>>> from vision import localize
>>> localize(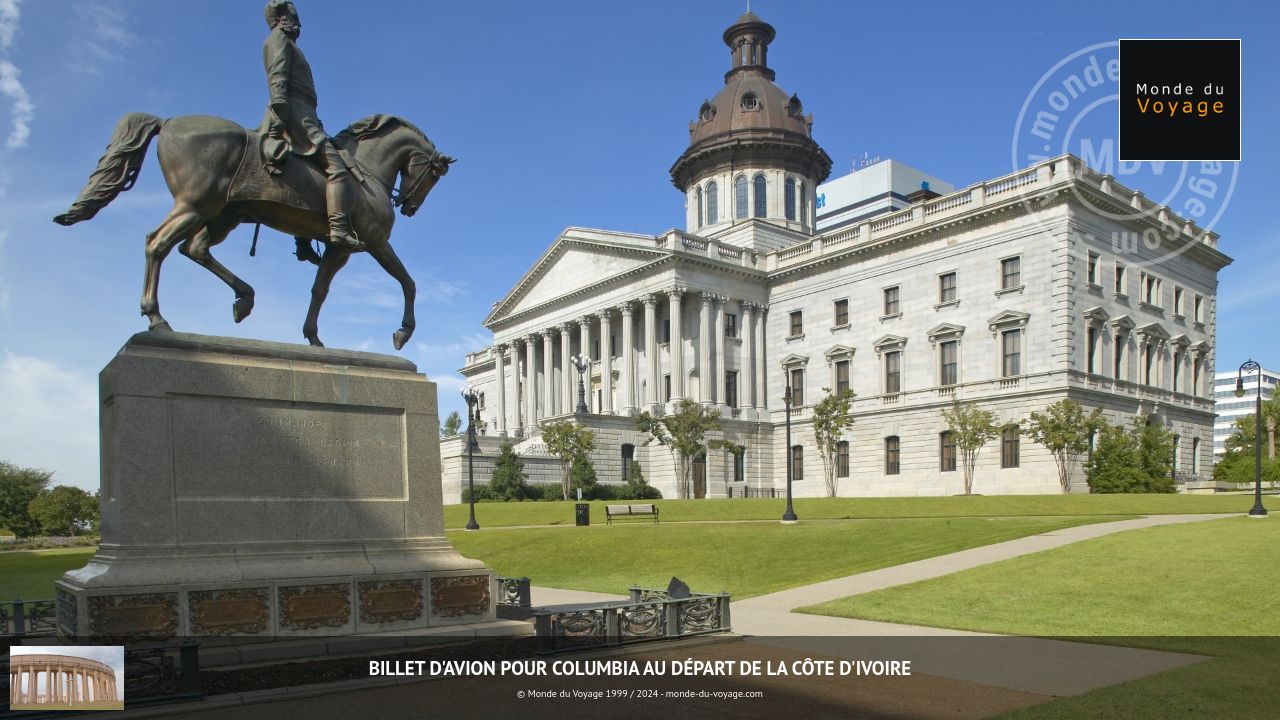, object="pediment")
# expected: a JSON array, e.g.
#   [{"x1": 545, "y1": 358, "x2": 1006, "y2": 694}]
[
  {"x1": 824, "y1": 344, "x2": 855, "y2": 359},
  {"x1": 987, "y1": 310, "x2": 1030, "y2": 328},
  {"x1": 873, "y1": 334, "x2": 907, "y2": 351},
  {"x1": 1170, "y1": 333, "x2": 1190, "y2": 348},
  {"x1": 1082, "y1": 306, "x2": 1110, "y2": 323},
  {"x1": 927, "y1": 322, "x2": 966, "y2": 339},
  {"x1": 1137, "y1": 322, "x2": 1171, "y2": 341},
  {"x1": 1110, "y1": 314, "x2": 1135, "y2": 331},
  {"x1": 486, "y1": 233, "x2": 666, "y2": 324},
  {"x1": 779, "y1": 353, "x2": 810, "y2": 367}
]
